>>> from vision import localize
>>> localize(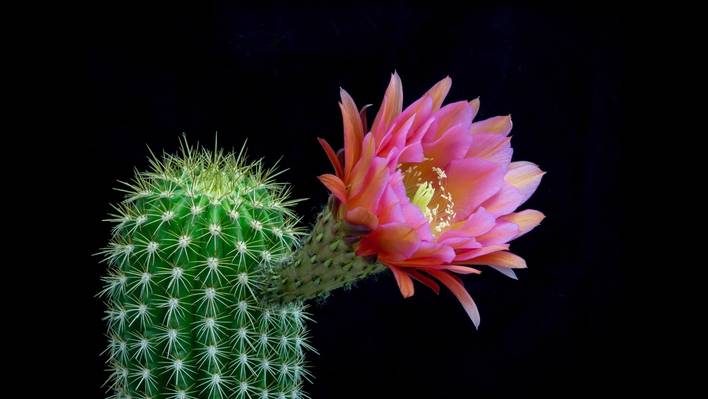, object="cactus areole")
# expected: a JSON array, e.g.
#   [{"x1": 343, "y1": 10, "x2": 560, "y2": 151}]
[{"x1": 99, "y1": 141, "x2": 382, "y2": 399}]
